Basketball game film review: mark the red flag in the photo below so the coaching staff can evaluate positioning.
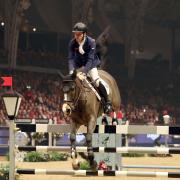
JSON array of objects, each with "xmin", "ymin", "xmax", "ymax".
[{"xmin": 0, "ymin": 77, "xmax": 13, "ymax": 87}]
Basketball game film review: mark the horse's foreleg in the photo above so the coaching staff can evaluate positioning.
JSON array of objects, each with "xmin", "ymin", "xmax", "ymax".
[
  {"xmin": 70, "ymin": 124, "xmax": 80, "ymax": 170},
  {"xmin": 87, "ymin": 117, "xmax": 97, "ymax": 170},
  {"xmin": 86, "ymin": 133, "xmax": 93, "ymax": 161},
  {"xmin": 70, "ymin": 133, "xmax": 76, "ymax": 156}
]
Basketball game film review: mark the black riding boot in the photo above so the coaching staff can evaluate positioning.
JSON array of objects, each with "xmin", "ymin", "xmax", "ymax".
[{"xmin": 98, "ymin": 82, "xmax": 113, "ymax": 114}]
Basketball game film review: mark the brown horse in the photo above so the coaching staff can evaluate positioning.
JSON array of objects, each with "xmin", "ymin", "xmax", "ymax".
[{"xmin": 60, "ymin": 69, "xmax": 121, "ymax": 170}]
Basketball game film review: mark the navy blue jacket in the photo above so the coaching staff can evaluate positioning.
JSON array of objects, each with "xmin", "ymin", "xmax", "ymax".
[{"xmin": 68, "ymin": 36, "xmax": 100, "ymax": 73}]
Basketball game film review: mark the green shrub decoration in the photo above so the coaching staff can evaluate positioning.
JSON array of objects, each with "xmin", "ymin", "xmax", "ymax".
[
  {"xmin": 0, "ymin": 164, "xmax": 9, "ymax": 180},
  {"xmin": 147, "ymin": 153, "xmax": 172, "ymax": 157},
  {"xmin": 122, "ymin": 153, "xmax": 145, "ymax": 157},
  {"xmin": 79, "ymin": 161, "xmax": 90, "ymax": 170},
  {"xmin": 0, "ymin": 164, "xmax": 19, "ymax": 180},
  {"xmin": 48, "ymin": 152, "xmax": 68, "ymax": 161},
  {"xmin": 23, "ymin": 151, "xmax": 69, "ymax": 162},
  {"xmin": 24, "ymin": 151, "xmax": 49, "ymax": 162}
]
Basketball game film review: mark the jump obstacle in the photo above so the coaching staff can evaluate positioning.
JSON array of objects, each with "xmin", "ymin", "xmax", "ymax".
[
  {"xmin": 16, "ymin": 124, "xmax": 180, "ymax": 134},
  {"xmin": 16, "ymin": 145, "xmax": 180, "ymax": 154},
  {"xmin": 15, "ymin": 169, "xmax": 180, "ymax": 177},
  {"xmin": 6, "ymin": 120, "xmax": 180, "ymax": 179}
]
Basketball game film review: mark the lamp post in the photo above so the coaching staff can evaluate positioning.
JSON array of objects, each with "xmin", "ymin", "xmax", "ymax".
[{"xmin": 2, "ymin": 91, "xmax": 22, "ymax": 180}]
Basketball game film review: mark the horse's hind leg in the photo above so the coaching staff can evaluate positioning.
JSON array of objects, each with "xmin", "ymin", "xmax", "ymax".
[
  {"xmin": 70, "ymin": 122, "xmax": 80, "ymax": 170},
  {"xmin": 86, "ymin": 117, "xmax": 97, "ymax": 170}
]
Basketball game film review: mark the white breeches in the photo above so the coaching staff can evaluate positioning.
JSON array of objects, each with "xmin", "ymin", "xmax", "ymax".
[{"xmin": 88, "ymin": 67, "xmax": 100, "ymax": 86}]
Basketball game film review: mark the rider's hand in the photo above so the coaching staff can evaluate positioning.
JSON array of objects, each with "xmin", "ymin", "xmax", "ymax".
[
  {"xmin": 77, "ymin": 72, "xmax": 86, "ymax": 81},
  {"xmin": 69, "ymin": 70, "xmax": 74, "ymax": 75}
]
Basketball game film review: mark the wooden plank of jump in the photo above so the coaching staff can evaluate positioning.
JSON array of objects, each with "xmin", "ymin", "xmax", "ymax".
[
  {"xmin": 17, "ymin": 146, "xmax": 180, "ymax": 154},
  {"xmin": 15, "ymin": 169, "xmax": 180, "ymax": 178},
  {"xmin": 16, "ymin": 124, "xmax": 180, "ymax": 135}
]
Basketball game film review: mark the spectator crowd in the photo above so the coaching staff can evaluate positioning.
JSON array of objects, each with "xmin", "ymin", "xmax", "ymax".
[{"xmin": 0, "ymin": 68, "xmax": 179, "ymax": 126}]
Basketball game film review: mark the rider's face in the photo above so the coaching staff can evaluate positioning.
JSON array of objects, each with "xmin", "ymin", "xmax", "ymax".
[{"xmin": 74, "ymin": 32, "xmax": 84, "ymax": 43}]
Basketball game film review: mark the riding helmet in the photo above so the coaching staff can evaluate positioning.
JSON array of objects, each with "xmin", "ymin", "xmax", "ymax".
[{"xmin": 72, "ymin": 22, "xmax": 88, "ymax": 33}]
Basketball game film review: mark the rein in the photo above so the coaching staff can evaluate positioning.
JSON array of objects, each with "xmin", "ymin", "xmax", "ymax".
[
  {"xmin": 63, "ymin": 77, "xmax": 100, "ymax": 111},
  {"xmin": 72, "ymin": 78, "xmax": 89, "ymax": 109}
]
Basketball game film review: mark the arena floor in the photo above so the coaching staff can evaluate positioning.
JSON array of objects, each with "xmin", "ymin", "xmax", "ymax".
[{"xmin": 1, "ymin": 155, "xmax": 180, "ymax": 180}]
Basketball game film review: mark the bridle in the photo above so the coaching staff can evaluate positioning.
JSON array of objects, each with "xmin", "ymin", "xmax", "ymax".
[{"xmin": 62, "ymin": 78, "xmax": 87, "ymax": 111}]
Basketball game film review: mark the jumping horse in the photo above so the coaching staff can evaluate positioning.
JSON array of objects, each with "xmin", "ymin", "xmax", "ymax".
[{"xmin": 59, "ymin": 69, "xmax": 121, "ymax": 170}]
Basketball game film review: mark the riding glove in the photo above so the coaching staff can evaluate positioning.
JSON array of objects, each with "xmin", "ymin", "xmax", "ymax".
[{"xmin": 77, "ymin": 72, "xmax": 86, "ymax": 81}]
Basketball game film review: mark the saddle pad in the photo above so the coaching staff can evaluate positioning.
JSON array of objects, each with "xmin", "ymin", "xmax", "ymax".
[{"xmin": 86, "ymin": 75, "xmax": 110, "ymax": 96}]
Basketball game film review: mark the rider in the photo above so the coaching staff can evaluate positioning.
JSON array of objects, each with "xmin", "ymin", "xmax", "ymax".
[{"xmin": 68, "ymin": 22, "xmax": 112, "ymax": 114}]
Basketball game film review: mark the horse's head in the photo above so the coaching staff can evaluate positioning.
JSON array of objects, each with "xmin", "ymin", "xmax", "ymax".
[{"xmin": 59, "ymin": 71, "xmax": 77, "ymax": 117}]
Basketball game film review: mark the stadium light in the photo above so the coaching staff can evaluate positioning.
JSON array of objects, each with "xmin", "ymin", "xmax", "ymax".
[
  {"xmin": 1, "ymin": 22, "xmax": 4, "ymax": 26},
  {"xmin": 32, "ymin": 27, "xmax": 36, "ymax": 32}
]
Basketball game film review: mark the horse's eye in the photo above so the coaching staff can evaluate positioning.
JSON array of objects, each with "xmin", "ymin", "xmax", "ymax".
[{"xmin": 63, "ymin": 86, "xmax": 70, "ymax": 93}]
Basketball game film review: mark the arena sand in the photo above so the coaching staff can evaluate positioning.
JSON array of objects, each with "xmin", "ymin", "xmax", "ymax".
[{"xmin": 1, "ymin": 155, "xmax": 180, "ymax": 180}]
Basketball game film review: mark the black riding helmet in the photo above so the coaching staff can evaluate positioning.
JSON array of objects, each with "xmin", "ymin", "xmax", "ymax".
[{"xmin": 72, "ymin": 22, "xmax": 88, "ymax": 33}]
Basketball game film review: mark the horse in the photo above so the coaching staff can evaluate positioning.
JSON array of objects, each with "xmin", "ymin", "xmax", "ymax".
[{"xmin": 59, "ymin": 69, "xmax": 121, "ymax": 170}]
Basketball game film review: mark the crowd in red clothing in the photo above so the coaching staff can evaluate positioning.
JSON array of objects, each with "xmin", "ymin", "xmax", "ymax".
[
  {"xmin": 0, "ymin": 71, "xmax": 65, "ymax": 125},
  {"xmin": 0, "ymin": 70, "xmax": 179, "ymax": 125}
]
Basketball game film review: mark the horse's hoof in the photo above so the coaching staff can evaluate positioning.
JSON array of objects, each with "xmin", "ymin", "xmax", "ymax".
[
  {"xmin": 90, "ymin": 160, "xmax": 97, "ymax": 171},
  {"xmin": 72, "ymin": 162, "xmax": 80, "ymax": 170}
]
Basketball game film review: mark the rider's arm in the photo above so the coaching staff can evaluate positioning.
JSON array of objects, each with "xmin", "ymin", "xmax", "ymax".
[{"xmin": 83, "ymin": 40, "xmax": 96, "ymax": 73}]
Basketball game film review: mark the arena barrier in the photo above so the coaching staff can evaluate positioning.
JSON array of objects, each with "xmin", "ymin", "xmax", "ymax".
[
  {"xmin": 7, "ymin": 122, "xmax": 180, "ymax": 178},
  {"xmin": 15, "ymin": 169, "xmax": 180, "ymax": 177}
]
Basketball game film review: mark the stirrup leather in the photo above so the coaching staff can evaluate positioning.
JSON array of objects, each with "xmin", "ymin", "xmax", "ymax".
[{"xmin": 83, "ymin": 78, "xmax": 101, "ymax": 101}]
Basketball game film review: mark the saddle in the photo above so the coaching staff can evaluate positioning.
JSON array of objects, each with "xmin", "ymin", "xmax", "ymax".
[
  {"xmin": 83, "ymin": 77, "xmax": 102, "ymax": 101},
  {"xmin": 76, "ymin": 72, "xmax": 112, "ymax": 114},
  {"xmin": 84, "ymin": 77, "xmax": 112, "ymax": 113}
]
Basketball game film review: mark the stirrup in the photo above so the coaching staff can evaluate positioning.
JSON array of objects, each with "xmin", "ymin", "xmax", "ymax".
[{"xmin": 104, "ymin": 102, "xmax": 113, "ymax": 114}]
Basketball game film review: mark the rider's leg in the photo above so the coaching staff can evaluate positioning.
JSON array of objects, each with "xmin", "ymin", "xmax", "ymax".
[
  {"xmin": 88, "ymin": 68, "xmax": 113, "ymax": 114},
  {"xmin": 98, "ymin": 81, "xmax": 113, "ymax": 113}
]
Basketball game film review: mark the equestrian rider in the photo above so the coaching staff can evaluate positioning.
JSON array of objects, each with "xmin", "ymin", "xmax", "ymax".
[{"xmin": 68, "ymin": 22, "xmax": 112, "ymax": 114}]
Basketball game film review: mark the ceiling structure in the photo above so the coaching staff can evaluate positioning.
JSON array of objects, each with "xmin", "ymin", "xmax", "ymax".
[
  {"xmin": 0, "ymin": 0, "xmax": 180, "ymax": 77},
  {"xmin": 1, "ymin": 0, "xmax": 180, "ymax": 40}
]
